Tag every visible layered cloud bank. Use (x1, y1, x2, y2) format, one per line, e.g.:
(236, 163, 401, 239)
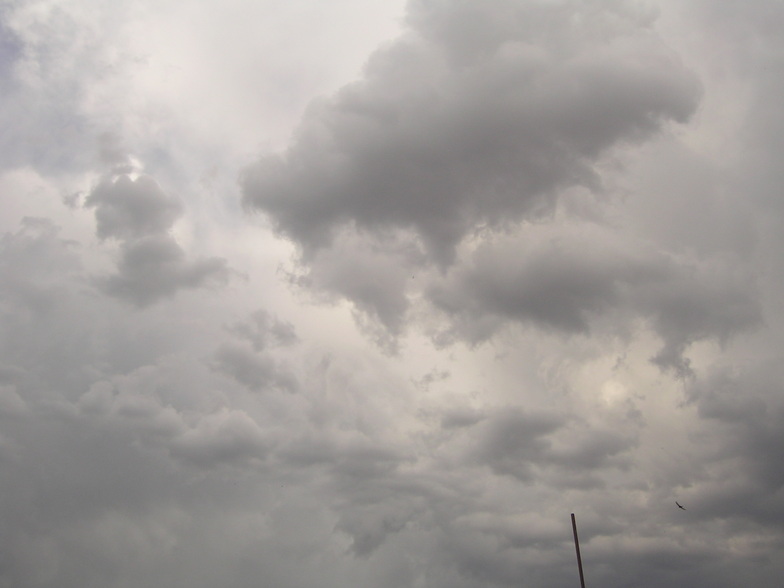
(2, 1, 784, 588)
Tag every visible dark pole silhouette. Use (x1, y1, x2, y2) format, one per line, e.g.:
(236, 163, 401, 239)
(571, 513, 587, 588)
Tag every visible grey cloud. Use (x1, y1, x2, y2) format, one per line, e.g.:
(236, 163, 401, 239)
(0, 217, 81, 315)
(334, 497, 417, 557)
(467, 408, 633, 486)
(0, 18, 22, 80)
(79, 378, 271, 471)
(280, 432, 415, 556)
(440, 406, 485, 429)
(97, 131, 134, 174)
(289, 229, 419, 337)
(213, 309, 300, 392)
(85, 174, 182, 240)
(6, 1, 784, 587)
(241, 0, 702, 347)
(242, 0, 699, 265)
(169, 408, 269, 469)
(547, 427, 632, 472)
(277, 434, 408, 490)
(84, 172, 231, 307)
(0, 216, 284, 586)
(470, 409, 562, 481)
(429, 227, 761, 373)
(453, 512, 564, 550)
(687, 362, 784, 506)
(212, 342, 298, 393)
(227, 309, 298, 351)
(275, 426, 419, 557)
(0, 404, 186, 587)
(429, 230, 657, 337)
(642, 262, 762, 376)
(99, 235, 230, 307)
(702, 0, 784, 217)
(0, 0, 145, 177)
(0, 391, 273, 587)
(78, 379, 186, 441)
(0, 217, 110, 407)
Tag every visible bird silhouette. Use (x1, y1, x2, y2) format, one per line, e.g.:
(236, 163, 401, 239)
(676, 501, 686, 511)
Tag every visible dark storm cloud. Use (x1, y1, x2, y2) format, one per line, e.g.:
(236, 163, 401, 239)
(86, 173, 230, 306)
(242, 0, 699, 264)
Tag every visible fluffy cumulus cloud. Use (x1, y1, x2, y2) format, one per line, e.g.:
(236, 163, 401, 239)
(3, 0, 784, 587)
(243, 0, 699, 260)
(242, 0, 704, 338)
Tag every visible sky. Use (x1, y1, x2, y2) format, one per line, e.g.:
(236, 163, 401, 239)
(2, 0, 784, 587)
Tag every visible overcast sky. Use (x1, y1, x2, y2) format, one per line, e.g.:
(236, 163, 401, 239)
(2, 1, 784, 587)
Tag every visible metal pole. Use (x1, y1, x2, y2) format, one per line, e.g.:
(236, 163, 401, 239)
(571, 513, 586, 588)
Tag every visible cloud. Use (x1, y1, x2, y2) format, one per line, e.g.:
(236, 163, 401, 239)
(226, 309, 298, 351)
(287, 227, 420, 341)
(5, 1, 784, 587)
(465, 407, 633, 485)
(169, 408, 269, 469)
(684, 361, 784, 525)
(211, 309, 299, 392)
(428, 224, 762, 373)
(99, 235, 230, 307)
(470, 408, 562, 481)
(0, 216, 81, 315)
(79, 373, 273, 471)
(86, 173, 230, 306)
(85, 175, 183, 241)
(242, 0, 699, 265)
(212, 342, 298, 393)
(241, 0, 704, 347)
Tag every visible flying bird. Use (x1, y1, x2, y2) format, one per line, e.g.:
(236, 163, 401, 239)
(676, 501, 686, 511)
